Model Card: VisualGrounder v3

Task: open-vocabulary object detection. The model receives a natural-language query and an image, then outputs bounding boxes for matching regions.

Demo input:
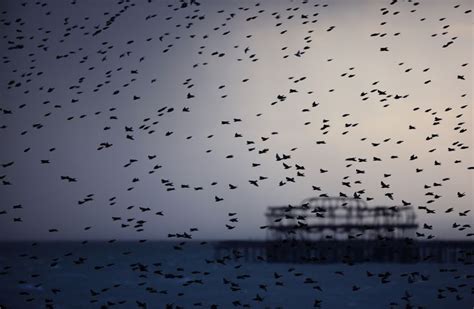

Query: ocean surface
[0,241,472,308]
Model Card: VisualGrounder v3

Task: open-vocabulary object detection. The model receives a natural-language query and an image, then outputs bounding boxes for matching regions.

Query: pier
[215,197,473,264]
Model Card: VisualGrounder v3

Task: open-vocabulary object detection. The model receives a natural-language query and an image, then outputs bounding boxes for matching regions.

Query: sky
[0,0,472,241]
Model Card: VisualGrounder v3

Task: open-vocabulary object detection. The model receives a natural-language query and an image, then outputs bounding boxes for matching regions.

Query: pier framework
[215,197,473,264]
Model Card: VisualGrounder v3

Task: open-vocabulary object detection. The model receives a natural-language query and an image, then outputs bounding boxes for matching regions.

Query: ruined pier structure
[215,197,473,264]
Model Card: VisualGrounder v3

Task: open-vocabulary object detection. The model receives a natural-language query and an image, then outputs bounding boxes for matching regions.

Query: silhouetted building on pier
[265,197,418,241]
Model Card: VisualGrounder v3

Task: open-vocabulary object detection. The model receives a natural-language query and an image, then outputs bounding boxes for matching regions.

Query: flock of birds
[0,0,473,308]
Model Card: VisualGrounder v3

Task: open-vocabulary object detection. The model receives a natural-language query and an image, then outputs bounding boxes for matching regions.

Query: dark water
[0,241,472,308]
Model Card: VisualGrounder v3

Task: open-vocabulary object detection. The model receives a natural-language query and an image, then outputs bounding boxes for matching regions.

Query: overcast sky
[0,0,472,241]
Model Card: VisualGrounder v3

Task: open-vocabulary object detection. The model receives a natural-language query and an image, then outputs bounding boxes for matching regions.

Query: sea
[0,241,472,308]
